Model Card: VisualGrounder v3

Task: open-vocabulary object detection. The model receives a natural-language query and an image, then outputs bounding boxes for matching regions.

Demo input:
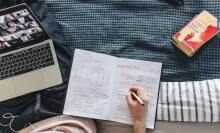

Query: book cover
[173,10,219,57]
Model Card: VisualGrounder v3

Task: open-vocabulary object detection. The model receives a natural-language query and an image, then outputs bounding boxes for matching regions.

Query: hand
[126,86,149,126]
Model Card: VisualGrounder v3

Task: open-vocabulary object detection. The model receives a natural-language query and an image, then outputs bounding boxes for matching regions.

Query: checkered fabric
[45,0,220,82]
[44,0,220,122]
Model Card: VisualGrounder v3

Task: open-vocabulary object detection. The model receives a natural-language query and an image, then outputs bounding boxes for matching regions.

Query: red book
[172,10,219,57]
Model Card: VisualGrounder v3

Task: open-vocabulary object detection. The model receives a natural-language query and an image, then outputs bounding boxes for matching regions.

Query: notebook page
[63,49,117,120]
[109,58,162,129]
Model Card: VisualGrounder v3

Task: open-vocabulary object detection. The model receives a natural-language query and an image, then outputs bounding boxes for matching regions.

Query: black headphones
[166,0,184,6]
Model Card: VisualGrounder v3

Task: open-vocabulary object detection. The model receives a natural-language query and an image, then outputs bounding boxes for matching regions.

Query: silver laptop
[0,4,62,101]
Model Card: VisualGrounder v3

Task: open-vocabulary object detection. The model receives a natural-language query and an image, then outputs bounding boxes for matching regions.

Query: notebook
[63,49,162,129]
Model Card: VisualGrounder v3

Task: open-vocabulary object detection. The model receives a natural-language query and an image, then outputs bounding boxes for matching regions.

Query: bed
[0,0,220,132]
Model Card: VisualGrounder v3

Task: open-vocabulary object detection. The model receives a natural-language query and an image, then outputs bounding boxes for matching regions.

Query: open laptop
[0,3,62,101]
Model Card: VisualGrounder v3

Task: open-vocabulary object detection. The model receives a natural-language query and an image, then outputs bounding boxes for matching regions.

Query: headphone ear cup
[178,0,184,5]
[166,0,184,6]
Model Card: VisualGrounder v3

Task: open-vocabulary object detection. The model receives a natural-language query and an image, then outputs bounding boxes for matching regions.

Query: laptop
[0,3,62,101]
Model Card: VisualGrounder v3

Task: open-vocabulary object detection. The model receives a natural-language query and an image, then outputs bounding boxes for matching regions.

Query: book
[172,10,219,57]
[63,49,162,129]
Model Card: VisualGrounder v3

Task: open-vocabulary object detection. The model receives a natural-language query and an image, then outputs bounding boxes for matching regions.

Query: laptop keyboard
[0,43,55,80]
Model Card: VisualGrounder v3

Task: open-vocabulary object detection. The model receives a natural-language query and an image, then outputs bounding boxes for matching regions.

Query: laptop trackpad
[0,79,15,101]
[13,71,45,96]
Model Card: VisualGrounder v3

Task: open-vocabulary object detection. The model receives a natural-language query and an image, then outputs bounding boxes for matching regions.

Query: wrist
[133,120,146,133]
[134,119,146,126]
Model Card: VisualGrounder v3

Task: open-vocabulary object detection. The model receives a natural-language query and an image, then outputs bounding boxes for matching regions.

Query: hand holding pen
[126,86,149,128]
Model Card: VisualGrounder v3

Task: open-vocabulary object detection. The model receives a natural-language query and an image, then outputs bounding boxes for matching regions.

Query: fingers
[130,86,145,98]
[130,86,149,104]
[142,95,149,104]
[126,90,134,106]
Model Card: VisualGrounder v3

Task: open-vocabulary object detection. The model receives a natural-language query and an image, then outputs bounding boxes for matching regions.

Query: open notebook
[63,49,162,129]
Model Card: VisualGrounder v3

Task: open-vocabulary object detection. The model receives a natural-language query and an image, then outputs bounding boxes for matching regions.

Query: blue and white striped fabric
[157,79,220,122]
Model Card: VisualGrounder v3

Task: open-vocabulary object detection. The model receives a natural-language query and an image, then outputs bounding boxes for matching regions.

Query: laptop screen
[0,4,49,54]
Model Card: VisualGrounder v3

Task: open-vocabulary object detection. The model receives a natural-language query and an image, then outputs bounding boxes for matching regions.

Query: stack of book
[172,10,219,57]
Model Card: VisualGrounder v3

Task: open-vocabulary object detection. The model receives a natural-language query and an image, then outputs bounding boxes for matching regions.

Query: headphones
[166,0,184,6]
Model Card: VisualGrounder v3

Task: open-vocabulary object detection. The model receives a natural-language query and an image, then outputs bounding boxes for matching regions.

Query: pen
[131,91,145,106]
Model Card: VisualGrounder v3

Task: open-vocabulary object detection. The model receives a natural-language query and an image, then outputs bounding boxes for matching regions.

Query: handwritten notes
[63,49,162,129]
